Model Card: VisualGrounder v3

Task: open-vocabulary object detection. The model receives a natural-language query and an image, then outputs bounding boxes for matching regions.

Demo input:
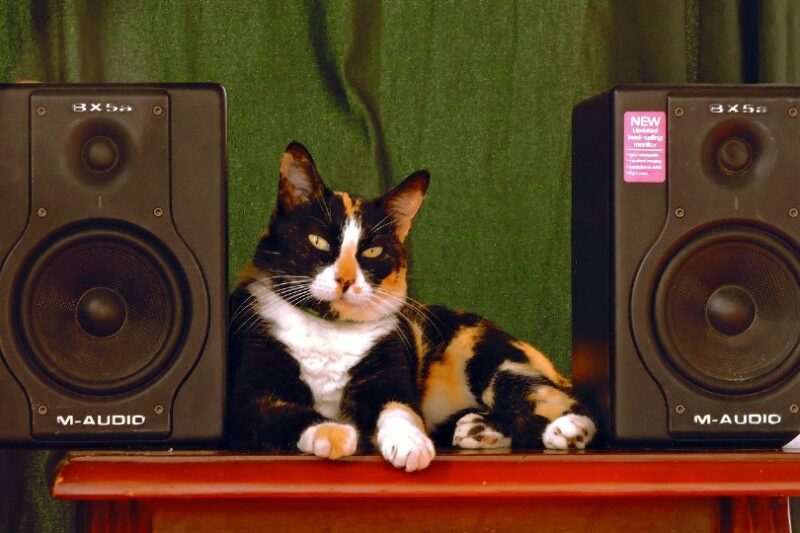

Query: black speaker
[572,85,800,445]
[0,84,226,444]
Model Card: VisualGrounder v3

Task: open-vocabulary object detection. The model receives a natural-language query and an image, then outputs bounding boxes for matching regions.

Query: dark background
[1,1,797,531]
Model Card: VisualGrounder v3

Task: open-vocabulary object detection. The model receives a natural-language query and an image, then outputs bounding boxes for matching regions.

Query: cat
[226,142,596,471]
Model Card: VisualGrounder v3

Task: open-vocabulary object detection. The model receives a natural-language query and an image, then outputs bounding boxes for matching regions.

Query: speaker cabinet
[572,85,800,445]
[0,84,226,444]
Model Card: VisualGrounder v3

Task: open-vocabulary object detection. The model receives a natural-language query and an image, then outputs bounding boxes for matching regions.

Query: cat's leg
[342,336,435,472]
[482,361,596,450]
[297,419,359,459]
[452,411,512,449]
[231,393,358,459]
[374,402,436,472]
[430,408,511,449]
[227,316,359,459]
[228,382,361,459]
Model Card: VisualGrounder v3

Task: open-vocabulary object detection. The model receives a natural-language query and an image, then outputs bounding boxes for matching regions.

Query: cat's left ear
[277,142,326,213]
[383,170,430,242]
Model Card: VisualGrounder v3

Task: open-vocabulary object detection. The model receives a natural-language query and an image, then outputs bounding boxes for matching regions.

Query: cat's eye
[362,246,383,259]
[308,234,331,251]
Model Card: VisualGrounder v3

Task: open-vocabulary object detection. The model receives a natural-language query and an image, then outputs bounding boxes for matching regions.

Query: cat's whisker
[314,194,333,223]
[374,288,445,340]
[229,295,260,330]
[270,280,312,290]
[367,297,413,354]
[309,215,329,228]
[274,287,312,304]
[233,284,314,336]
[370,214,393,234]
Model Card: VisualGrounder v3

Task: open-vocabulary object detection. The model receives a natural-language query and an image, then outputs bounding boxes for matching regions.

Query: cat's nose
[336,277,354,293]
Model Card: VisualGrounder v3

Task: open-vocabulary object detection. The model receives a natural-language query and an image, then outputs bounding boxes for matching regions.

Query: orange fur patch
[422,325,483,427]
[481,376,496,408]
[256,396,288,413]
[511,340,572,389]
[335,244,358,287]
[236,262,262,285]
[528,386,576,422]
[378,266,408,296]
[312,423,354,460]
[334,191,360,217]
[409,320,428,364]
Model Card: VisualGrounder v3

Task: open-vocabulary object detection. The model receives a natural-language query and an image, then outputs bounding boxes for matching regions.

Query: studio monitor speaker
[572,85,800,445]
[0,84,226,444]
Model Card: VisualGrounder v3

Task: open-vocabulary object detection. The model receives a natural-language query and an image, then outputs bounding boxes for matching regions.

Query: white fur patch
[250,283,397,420]
[452,412,511,449]
[542,414,596,450]
[310,218,371,303]
[376,407,435,472]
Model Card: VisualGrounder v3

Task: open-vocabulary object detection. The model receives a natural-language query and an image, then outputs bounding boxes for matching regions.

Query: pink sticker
[623,111,666,183]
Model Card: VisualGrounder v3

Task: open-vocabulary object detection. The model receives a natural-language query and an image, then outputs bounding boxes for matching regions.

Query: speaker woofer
[654,226,800,394]
[17,226,187,395]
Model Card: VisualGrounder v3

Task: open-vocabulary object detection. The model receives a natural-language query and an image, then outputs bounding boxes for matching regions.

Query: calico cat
[227,142,596,471]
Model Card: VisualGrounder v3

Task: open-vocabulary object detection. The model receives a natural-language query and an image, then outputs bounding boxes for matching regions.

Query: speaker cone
[17,226,186,395]
[654,226,800,394]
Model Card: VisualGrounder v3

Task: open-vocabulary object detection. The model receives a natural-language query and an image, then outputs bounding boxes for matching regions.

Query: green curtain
[2,1,799,531]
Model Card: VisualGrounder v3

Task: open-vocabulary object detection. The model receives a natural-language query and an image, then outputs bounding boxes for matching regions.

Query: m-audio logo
[693,413,782,426]
[55,414,147,427]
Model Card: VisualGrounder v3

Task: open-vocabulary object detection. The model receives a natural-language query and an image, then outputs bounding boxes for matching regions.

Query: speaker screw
[791,404,799,414]
[153,207,164,218]
[36,207,47,218]
[790,208,799,218]
[675,404,686,414]
[37,405,48,415]
[36,106,47,117]
[790,107,798,118]
[674,207,685,218]
[154,404,165,415]
[674,107,685,117]
[152,105,163,116]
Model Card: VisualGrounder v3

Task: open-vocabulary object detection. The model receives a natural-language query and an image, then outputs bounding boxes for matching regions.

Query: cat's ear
[383,170,430,242]
[278,142,326,213]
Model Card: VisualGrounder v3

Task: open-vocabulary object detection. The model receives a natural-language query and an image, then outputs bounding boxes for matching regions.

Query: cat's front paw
[376,407,435,472]
[542,414,596,450]
[297,422,358,460]
[452,412,511,449]
[378,425,435,472]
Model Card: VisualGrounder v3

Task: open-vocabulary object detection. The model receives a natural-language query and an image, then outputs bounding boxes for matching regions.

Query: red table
[53,451,800,532]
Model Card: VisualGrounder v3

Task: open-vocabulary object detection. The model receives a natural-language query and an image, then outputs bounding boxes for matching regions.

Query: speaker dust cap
[654,226,800,394]
[17,225,187,395]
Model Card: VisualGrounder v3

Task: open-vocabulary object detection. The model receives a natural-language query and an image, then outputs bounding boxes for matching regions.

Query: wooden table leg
[724,496,791,533]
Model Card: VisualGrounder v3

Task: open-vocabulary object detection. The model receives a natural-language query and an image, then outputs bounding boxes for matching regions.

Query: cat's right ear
[277,142,326,213]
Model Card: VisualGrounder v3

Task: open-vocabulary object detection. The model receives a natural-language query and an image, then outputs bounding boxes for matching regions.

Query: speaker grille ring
[17,226,186,395]
[654,226,800,394]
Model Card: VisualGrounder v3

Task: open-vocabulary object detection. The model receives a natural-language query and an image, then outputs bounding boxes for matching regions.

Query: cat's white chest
[252,285,397,420]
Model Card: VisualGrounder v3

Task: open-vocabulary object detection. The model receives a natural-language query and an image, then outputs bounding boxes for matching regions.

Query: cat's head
[246,142,428,322]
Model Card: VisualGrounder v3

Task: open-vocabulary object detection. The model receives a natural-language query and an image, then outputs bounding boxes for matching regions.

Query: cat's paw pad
[452,413,512,449]
[297,422,358,460]
[542,414,596,450]
[378,424,435,472]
